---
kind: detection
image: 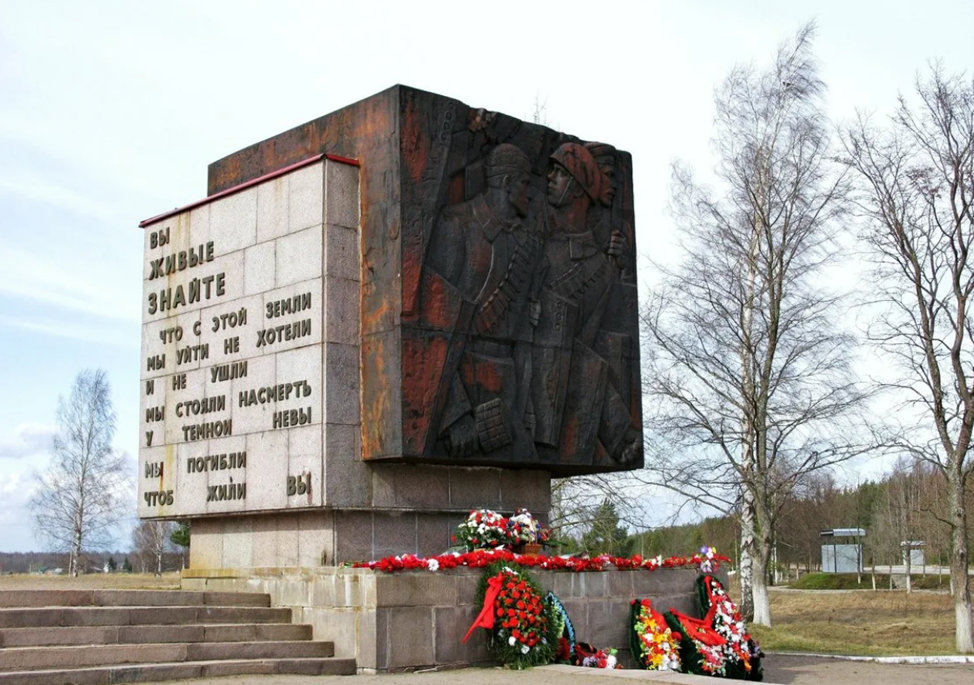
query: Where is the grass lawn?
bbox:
[0,572,181,590]
[748,583,970,656]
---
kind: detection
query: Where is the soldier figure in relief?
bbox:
[532,142,641,465]
[425,143,546,460]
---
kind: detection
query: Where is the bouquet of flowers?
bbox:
[507,509,551,544]
[573,643,621,669]
[453,509,551,551]
[454,509,512,551]
[630,598,681,672]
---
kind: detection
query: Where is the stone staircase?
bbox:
[0,589,356,684]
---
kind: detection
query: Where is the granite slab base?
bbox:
[181,565,704,672]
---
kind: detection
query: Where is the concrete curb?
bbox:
[770,651,974,664]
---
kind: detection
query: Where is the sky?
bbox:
[1,0,972,552]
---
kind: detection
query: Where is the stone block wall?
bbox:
[188,465,551,568]
[182,566,703,672]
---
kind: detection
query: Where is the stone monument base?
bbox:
[187,465,552,568]
[181,565,704,672]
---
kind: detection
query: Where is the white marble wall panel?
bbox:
[173,442,211,516]
[137,445,176,518]
[257,174,289,243]
[210,186,258,254]
[141,310,202,380]
[257,278,324,356]
[139,377,167,453]
[163,367,210,445]
[244,239,276,296]
[198,292,264,367]
[287,424,324,509]
[142,249,244,325]
[242,431,288,512]
[276,226,323,288]
[140,159,360,520]
[289,163,324,233]
[226,353,276,437]
[187,203,212,248]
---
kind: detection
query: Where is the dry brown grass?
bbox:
[750,588,960,656]
[0,572,181,590]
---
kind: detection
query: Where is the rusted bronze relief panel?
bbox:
[398,91,642,474]
[207,86,642,475]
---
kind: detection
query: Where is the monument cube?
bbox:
[138,85,643,564]
[205,84,643,475]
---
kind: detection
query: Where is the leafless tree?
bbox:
[641,23,871,626]
[28,369,129,576]
[549,472,652,543]
[843,65,974,651]
[132,520,177,575]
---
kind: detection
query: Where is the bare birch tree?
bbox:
[642,23,869,625]
[28,369,128,576]
[132,520,177,575]
[843,65,974,652]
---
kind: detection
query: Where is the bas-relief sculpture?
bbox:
[200,87,643,477]
[401,104,643,474]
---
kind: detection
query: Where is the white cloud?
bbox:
[0,423,57,459]
[0,177,121,224]
[0,470,39,551]
[0,316,138,347]
[0,242,141,323]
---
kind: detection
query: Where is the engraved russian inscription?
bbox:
[286,474,311,496]
[140,162,330,518]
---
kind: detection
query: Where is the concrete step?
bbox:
[0,657,358,685]
[0,622,311,647]
[0,605,292,629]
[0,590,269,608]
[0,640,334,672]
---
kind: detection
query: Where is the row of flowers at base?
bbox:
[352,547,728,574]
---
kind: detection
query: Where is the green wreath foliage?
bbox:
[474,561,559,669]
[628,599,644,667]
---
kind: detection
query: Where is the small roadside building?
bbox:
[820,528,865,573]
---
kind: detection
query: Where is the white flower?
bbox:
[509,636,517,646]
[426,559,439,572]
[521,645,530,654]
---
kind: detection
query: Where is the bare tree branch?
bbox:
[843,64,974,653]
[641,22,874,626]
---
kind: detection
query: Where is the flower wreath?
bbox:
[463,562,558,669]
[663,608,728,677]
[697,575,763,681]
[629,598,681,672]
[545,591,576,663]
